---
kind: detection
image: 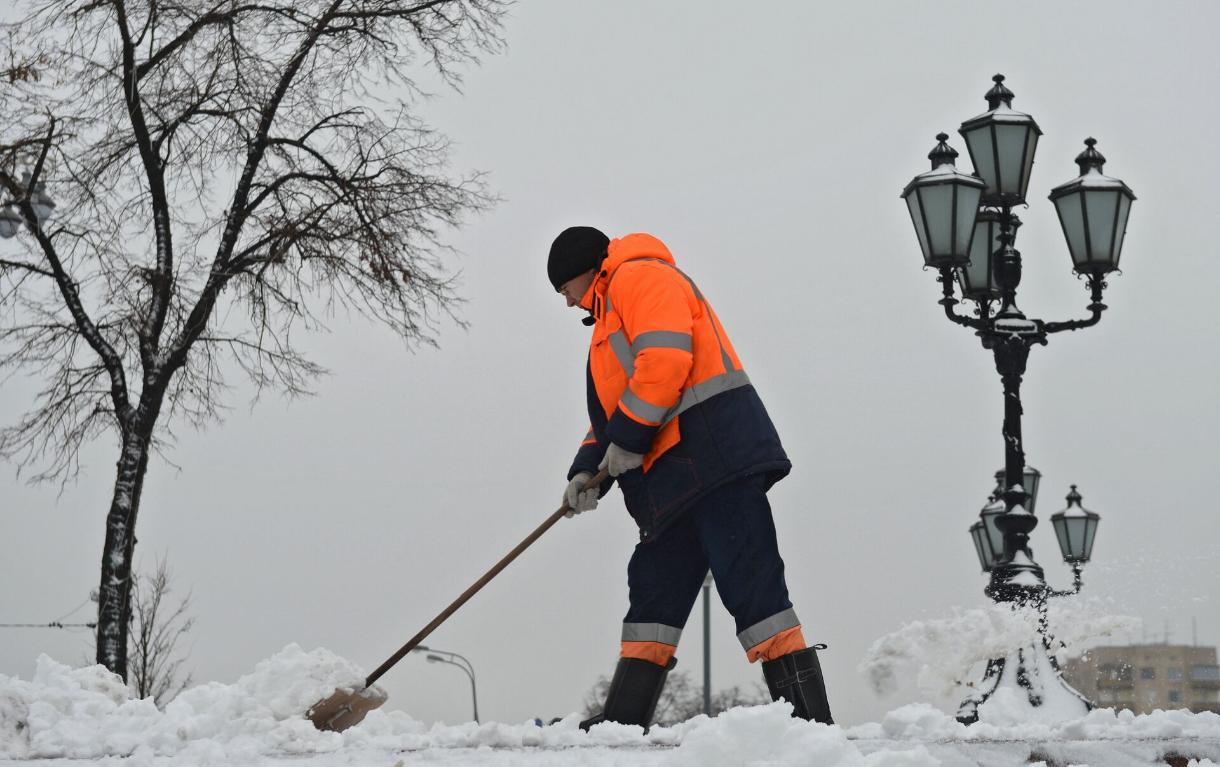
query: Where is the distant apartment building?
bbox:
[1062,644,1220,715]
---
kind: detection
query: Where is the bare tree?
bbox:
[0,0,505,680]
[582,669,772,726]
[127,558,194,706]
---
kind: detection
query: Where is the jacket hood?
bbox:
[603,233,675,276]
[580,233,675,312]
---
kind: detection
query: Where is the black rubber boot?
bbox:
[580,656,676,731]
[762,644,834,724]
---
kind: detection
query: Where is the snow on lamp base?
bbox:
[957,644,1091,725]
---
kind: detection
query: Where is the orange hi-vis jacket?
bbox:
[568,233,791,541]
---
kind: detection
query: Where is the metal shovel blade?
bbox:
[306,684,388,732]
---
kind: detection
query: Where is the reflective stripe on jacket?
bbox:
[568,233,791,540]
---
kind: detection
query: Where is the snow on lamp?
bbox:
[958,75,1041,207]
[1048,138,1135,275]
[1050,485,1100,564]
[978,495,1007,567]
[993,464,1042,513]
[902,133,985,268]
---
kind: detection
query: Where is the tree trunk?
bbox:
[95,428,153,679]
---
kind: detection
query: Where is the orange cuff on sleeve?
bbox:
[745,625,806,663]
[621,641,677,667]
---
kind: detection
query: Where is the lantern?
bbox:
[902,133,986,268]
[1050,485,1100,564]
[1048,138,1136,275]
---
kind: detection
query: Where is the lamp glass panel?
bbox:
[1085,189,1120,265]
[964,126,996,195]
[1082,516,1099,560]
[1052,515,1072,560]
[906,193,931,261]
[954,185,982,255]
[1113,194,1132,267]
[1024,468,1041,513]
[963,219,997,295]
[994,124,1032,199]
[981,506,1005,563]
[1019,132,1040,198]
[970,522,992,571]
[1054,193,1088,268]
[918,184,954,260]
[1065,516,1090,560]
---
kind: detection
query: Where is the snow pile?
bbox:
[850,700,1220,743]
[664,705,938,766]
[4,644,1220,766]
[859,598,1140,699]
[0,644,367,760]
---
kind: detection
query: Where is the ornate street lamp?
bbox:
[902,134,986,268]
[959,75,1041,207]
[903,73,1132,724]
[1049,139,1136,275]
[1050,485,1101,592]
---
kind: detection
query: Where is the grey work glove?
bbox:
[599,442,645,478]
[564,472,599,518]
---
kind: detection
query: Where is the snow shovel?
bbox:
[306,468,611,732]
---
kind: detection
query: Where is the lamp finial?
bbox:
[985,74,1015,110]
[928,132,959,170]
[1074,137,1106,175]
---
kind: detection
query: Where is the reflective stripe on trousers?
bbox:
[737,607,801,651]
[622,622,683,646]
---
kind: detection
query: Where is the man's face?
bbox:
[558,269,597,308]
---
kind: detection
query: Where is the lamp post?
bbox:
[902,74,1132,724]
[702,571,713,717]
[0,171,56,238]
[413,645,479,723]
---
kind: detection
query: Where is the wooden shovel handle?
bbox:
[364,468,611,687]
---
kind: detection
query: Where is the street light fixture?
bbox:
[412,645,479,723]
[973,495,1006,571]
[958,75,1042,207]
[969,519,993,573]
[1049,139,1136,275]
[0,171,57,238]
[993,465,1042,513]
[903,73,1133,724]
[959,209,1006,301]
[1050,485,1100,593]
[901,134,986,268]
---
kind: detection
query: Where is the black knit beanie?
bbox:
[548,226,609,290]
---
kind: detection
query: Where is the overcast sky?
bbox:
[3,0,1219,727]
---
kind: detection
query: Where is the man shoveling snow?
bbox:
[548,227,833,730]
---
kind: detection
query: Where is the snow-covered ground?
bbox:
[3,646,1219,767]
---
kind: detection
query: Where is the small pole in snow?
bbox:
[703,572,712,717]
